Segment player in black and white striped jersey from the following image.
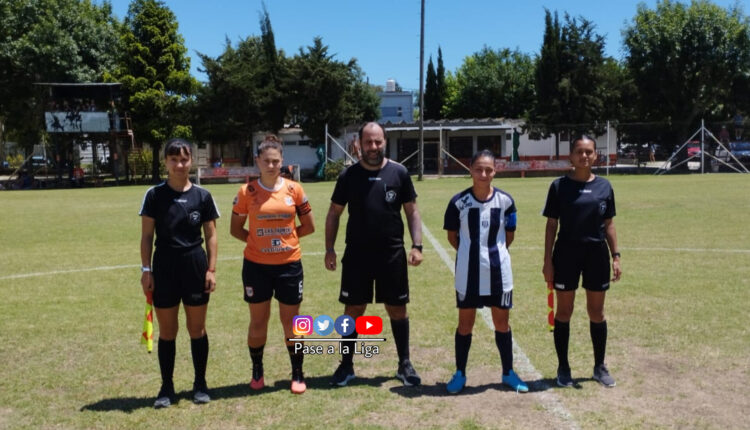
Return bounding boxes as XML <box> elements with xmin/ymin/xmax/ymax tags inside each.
<box><xmin>443</xmin><ymin>150</ymin><xmax>528</xmax><ymax>394</ymax></box>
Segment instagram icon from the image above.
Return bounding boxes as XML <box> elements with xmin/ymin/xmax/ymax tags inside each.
<box><xmin>293</xmin><ymin>315</ymin><xmax>313</xmax><ymax>336</ymax></box>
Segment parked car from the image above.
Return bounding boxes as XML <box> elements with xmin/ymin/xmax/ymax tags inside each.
<box><xmin>729</xmin><ymin>141</ymin><xmax>750</xmax><ymax>162</ymax></box>
<box><xmin>686</xmin><ymin>141</ymin><xmax>702</xmax><ymax>158</ymax></box>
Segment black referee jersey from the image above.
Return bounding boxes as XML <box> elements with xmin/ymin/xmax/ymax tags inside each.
<box><xmin>139</xmin><ymin>182</ymin><xmax>221</xmax><ymax>250</ymax></box>
<box><xmin>542</xmin><ymin>175</ymin><xmax>616</xmax><ymax>243</ymax></box>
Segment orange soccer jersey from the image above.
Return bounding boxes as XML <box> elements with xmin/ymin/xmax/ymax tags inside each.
<box><xmin>232</xmin><ymin>178</ymin><xmax>311</xmax><ymax>265</ymax></box>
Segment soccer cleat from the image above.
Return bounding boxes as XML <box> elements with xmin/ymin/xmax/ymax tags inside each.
<box><xmin>556</xmin><ymin>368</ymin><xmax>573</xmax><ymax>387</ymax></box>
<box><xmin>329</xmin><ymin>361</ymin><xmax>355</xmax><ymax>387</ymax></box>
<box><xmin>291</xmin><ymin>368</ymin><xmax>306</xmax><ymax>394</ymax></box>
<box><xmin>250</xmin><ymin>366</ymin><xmax>264</xmax><ymax>390</ymax></box>
<box><xmin>446</xmin><ymin>370</ymin><xmax>466</xmax><ymax>394</ymax></box>
<box><xmin>502</xmin><ymin>369</ymin><xmax>529</xmax><ymax>393</ymax></box>
<box><xmin>396</xmin><ymin>359</ymin><xmax>421</xmax><ymax>387</ymax></box>
<box><xmin>192</xmin><ymin>382</ymin><xmax>211</xmax><ymax>404</ymax></box>
<box><xmin>153</xmin><ymin>385</ymin><xmax>175</xmax><ymax>409</ymax></box>
<box><xmin>593</xmin><ymin>364</ymin><xmax>616</xmax><ymax>387</ymax></box>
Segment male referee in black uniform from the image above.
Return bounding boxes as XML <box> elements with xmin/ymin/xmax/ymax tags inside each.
<box><xmin>324</xmin><ymin>122</ymin><xmax>424</xmax><ymax>387</ymax></box>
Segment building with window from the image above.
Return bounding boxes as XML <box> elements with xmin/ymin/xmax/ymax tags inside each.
<box><xmin>378</xmin><ymin>79</ymin><xmax>413</xmax><ymax>123</ymax></box>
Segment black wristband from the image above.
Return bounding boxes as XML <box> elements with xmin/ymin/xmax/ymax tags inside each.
<box><xmin>411</xmin><ymin>244</ymin><xmax>423</xmax><ymax>252</ymax></box>
<box><xmin>611</xmin><ymin>252</ymin><xmax>621</xmax><ymax>259</ymax></box>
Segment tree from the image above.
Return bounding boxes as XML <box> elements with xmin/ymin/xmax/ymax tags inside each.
<box><xmin>111</xmin><ymin>0</ymin><xmax>197</xmax><ymax>181</ymax></box>
<box><xmin>0</xmin><ymin>0</ymin><xmax>121</xmax><ymax>150</ymax></box>
<box><xmin>442</xmin><ymin>47</ymin><xmax>535</xmax><ymax>119</ymax></box>
<box><xmin>623</xmin><ymin>0</ymin><xmax>750</xmax><ymax>145</ymax></box>
<box><xmin>288</xmin><ymin>37</ymin><xmax>378</xmax><ymax>143</ymax></box>
<box><xmin>528</xmin><ymin>9</ymin><xmax>609</xmax><ymax>157</ymax></box>
<box><xmin>423</xmin><ymin>56</ymin><xmax>440</xmax><ymax>119</ymax></box>
<box><xmin>436</xmin><ymin>47</ymin><xmax>446</xmax><ymax>114</ymax></box>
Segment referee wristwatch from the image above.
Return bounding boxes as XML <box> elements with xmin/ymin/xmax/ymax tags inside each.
<box><xmin>141</xmin><ymin>266</ymin><xmax>151</xmax><ymax>273</ymax></box>
<box><xmin>611</xmin><ymin>252</ymin><xmax>621</xmax><ymax>259</ymax></box>
<box><xmin>411</xmin><ymin>244</ymin><xmax>423</xmax><ymax>252</ymax></box>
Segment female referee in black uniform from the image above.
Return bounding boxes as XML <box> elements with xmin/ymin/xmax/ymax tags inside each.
<box><xmin>542</xmin><ymin>135</ymin><xmax>621</xmax><ymax>388</ymax></box>
<box><xmin>140</xmin><ymin>138</ymin><xmax>220</xmax><ymax>407</ymax></box>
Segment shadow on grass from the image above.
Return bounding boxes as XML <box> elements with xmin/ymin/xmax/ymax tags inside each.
<box><xmin>80</xmin><ymin>381</ymin><xmax>284</xmax><ymax>413</ymax></box>
<box><xmin>286</xmin><ymin>375</ymin><xmax>392</xmax><ymax>390</ymax></box>
<box><xmin>80</xmin><ymin>375</ymin><xmax>397</xmax><ymax>412</ymax></box>
<box><xmin>388</xmin><ymin>377</ymin><xmax>590</xmax><ymax>398</ymax></box>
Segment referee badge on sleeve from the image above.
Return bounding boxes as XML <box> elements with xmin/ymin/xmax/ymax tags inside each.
<box><xmin>599</xmin><ymin>201</ymin><xmax>607</xmax><ymax>215</ymax></box>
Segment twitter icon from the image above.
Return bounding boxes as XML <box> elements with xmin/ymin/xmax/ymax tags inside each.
<box><xmin>313</xmin><ymin>315</ymin><xmax>334</xmax><ymax>336</ymax></box>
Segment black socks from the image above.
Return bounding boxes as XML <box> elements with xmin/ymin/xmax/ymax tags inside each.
<box><xmin>554</xmin><ymin>319</ymin><xmax>570</xmax><ymax>371</ymax></box>
<box><xmin>391</xmin><ymin>317</ymin><xmax>410</xmax><ymax>364</ymax></box>
<box><xmin>454</xmin><ymin>331</ymin><xmax>472</xmax><ymax>374</ymax></box>
<box><xmin>495</xmin><ymin>330</ymin><xmax>514</xmax><ymax>376</ymax></box>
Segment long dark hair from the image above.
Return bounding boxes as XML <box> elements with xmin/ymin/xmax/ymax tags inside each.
<box><xmin>164</xmin><ymin>138</ymin><xmax>192</xmax><ymax>158</ymax></box>
<box><xmin>470</xmin><ymin>149</ymin><xmax>495</xmax><ymax>166</ymax></box>
<box><xmin>256</xmin><ymin>134</ymin><xmax>283</xmax><ymax>156</ymax></box>
<box><xmin>569</xmin><ymin>134</ymin><xmax>596</xmax><ymax>152</ymax></box>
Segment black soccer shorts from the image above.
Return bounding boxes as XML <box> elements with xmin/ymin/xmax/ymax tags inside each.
<box><xmin>339</xmin><ymin>245</ymin><xmax>409</xmax><ymax>306</ymax></box>
<box><xmin>152</xmin><ymin>246</ymin><xmax>210</xmax><ymax>308</ymax></box>
<box><xmin>242</xmin><ymin>259</ymin><xmax>304</xmax><ymax>305</ymax></box>
<box><xmin>551</xmin><ymin>240</ymin><xmax>611</xmax><ymax>291</ymax></box>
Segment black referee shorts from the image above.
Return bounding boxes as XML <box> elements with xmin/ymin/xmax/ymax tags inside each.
<box><xmin>152</xmin><ymin>246</ymin><xmax>209</xmax><ymax>308</ymax></box>
<box><xmin>339</xmin><ymin>245</ymin><xmax>409</xmax><ymax>306</ymax></box>
<box><xmin>552</xmin><ymin>240</ymin><xmax>611</xmax><ymax>292</ymax></box>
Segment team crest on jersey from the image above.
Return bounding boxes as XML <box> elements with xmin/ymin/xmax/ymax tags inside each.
<box><xmin>457</xmin><ymin>194</ymin><xmax>473</xmax><ymax>210</ymax></box>
<box><xmin>385</xmin><ymin>190</ymin><xmax>397</xmax><ymax>203</ymax></box>
<box><xmin>599</xmin><ymin>201</ymin><xmax>607</xmax><ymax>215</ymax></box>
<box><xmin>285</xmin><ymin>196</ymin><xmax>294</xmax><ymax>206</ymax></box>
<box><xmin>248</xmin><ymin>184</ymin><xmax>255</xmax><ymax>193</ymax></box>
<box><xmin>482</xmin><ymin>219</ymin><xmax>489</xmax><ymax>228</ymax></box>
<box><xmin>189</xmin><ymin>211</ymin><xmax>201</xmax><ymax>225</ymax></box>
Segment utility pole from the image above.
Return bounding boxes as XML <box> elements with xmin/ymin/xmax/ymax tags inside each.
<box><xmin>418</xmin><ymin>0</ymin><xmax>425</xmax><ymax>181</ymax></box>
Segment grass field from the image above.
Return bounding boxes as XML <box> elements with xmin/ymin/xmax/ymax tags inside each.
<box><xmin>1</xmin><ymin>173</ymin><xmax>749</xmax><ymax>429</ymax></box>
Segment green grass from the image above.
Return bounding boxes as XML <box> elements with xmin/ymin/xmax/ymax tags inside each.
<box><xmin>0</xmin><ymin>173</ymin><xmax>748</xmax><ymax>429</ymax></box>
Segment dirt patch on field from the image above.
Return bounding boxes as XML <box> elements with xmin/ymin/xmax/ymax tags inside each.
<box><xmin>557</xmin><ymin>346</ymin><xmax>750</xmax><ymax>429</ymax></box>
<box><xmin>340</xmin><ymin>342</ymin><xmax>749</xmax><ymax>429</ymax></box>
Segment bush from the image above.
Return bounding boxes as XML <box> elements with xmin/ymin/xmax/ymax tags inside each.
<box><xmin>324</xmin><ymin>159</ymin><xmax>346</xmax><ymax>181</ymax></box>
<box><xmin>6</xmin><ymin>154</ymin><xmax>25</xmax><ymax>169</ymax></box>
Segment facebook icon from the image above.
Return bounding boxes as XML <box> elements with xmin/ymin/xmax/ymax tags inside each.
<box><xmin>334</xmin><ymin>315</ymin><xmax>355</xmax><ymax>336</ymax></box>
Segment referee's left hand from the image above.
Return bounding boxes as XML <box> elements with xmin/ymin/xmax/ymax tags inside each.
<box><xmin>204</xmin><ymin>271</ymin><xmax>216</xmax><ymax>293</ymax></box>
<box><xmin>408</xmin><ymin>248</ymin><xmax>423</xmax><ymax>266</ymax></box>
<box><xmin>611</xmin><ymin>259</ymin><xmax>622</xmax><ymax>282</ymax></box>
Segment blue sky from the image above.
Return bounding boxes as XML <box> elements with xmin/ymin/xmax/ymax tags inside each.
<box><xmin>100</xmin><ymin>0</ymin><xmax>745</xmax><ymax>91</ymax></box>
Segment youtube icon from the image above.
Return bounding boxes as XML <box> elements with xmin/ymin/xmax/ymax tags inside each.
<box><xmin>355</xmin><ymin>316</ymin><xmax>383</xmax><ymax>335</ymax></box>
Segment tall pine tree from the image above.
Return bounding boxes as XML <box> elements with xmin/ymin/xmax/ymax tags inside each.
<box><xmin>424</xmin><ymin>56</ymin><xmax>439</xmax><ymax>120</ymax></box>
<box><xmin>436</xmin><ymin>47</ymin><xmax>446</xmax><ymax>117</ymax></box>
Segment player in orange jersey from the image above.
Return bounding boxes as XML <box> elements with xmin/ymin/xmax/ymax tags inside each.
<box><xmin>230</xmin><ymin>134</ymin><xmax>315</xmax><ymax>394</ymax></box>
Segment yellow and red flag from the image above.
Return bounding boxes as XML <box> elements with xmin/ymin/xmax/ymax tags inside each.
<box><xmin>141</xmin><ymin>292</ymin><xmax>154</xmax><ymax>353</ymax></box>
<box><xmin>547</xmin><ymin>281</ymin><xmax>555</xmax><ymax>332</ymax></box>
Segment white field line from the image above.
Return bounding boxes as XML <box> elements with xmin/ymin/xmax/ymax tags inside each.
<box><xmin>0</xmin><ymin>244</ymin><xmax>750</xmax><ymax>281</ymax></box>
<box><xmin>3</xmin><ymin>245</ymin><xmax>748</xmax><ymax>280</ymax></box>
<box><xmin>421</xmin><ymin>223</ymin><xmax>580</xmax><ymax>430</ymax></box>
<box><xmin>512</xmin><ymin>245</ymin><xmax>750</xmax><ymax>254</ymax></box>
<box><xmin>0</xmin><ymin>252</ymin><xmax>325</xmax><ymax>281</ymax></box>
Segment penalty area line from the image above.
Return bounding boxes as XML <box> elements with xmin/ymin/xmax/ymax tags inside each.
<box><xmin>421</xmin><ymin>222</ymin><xmax>580</xmax><ymax>430</ymax></box>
